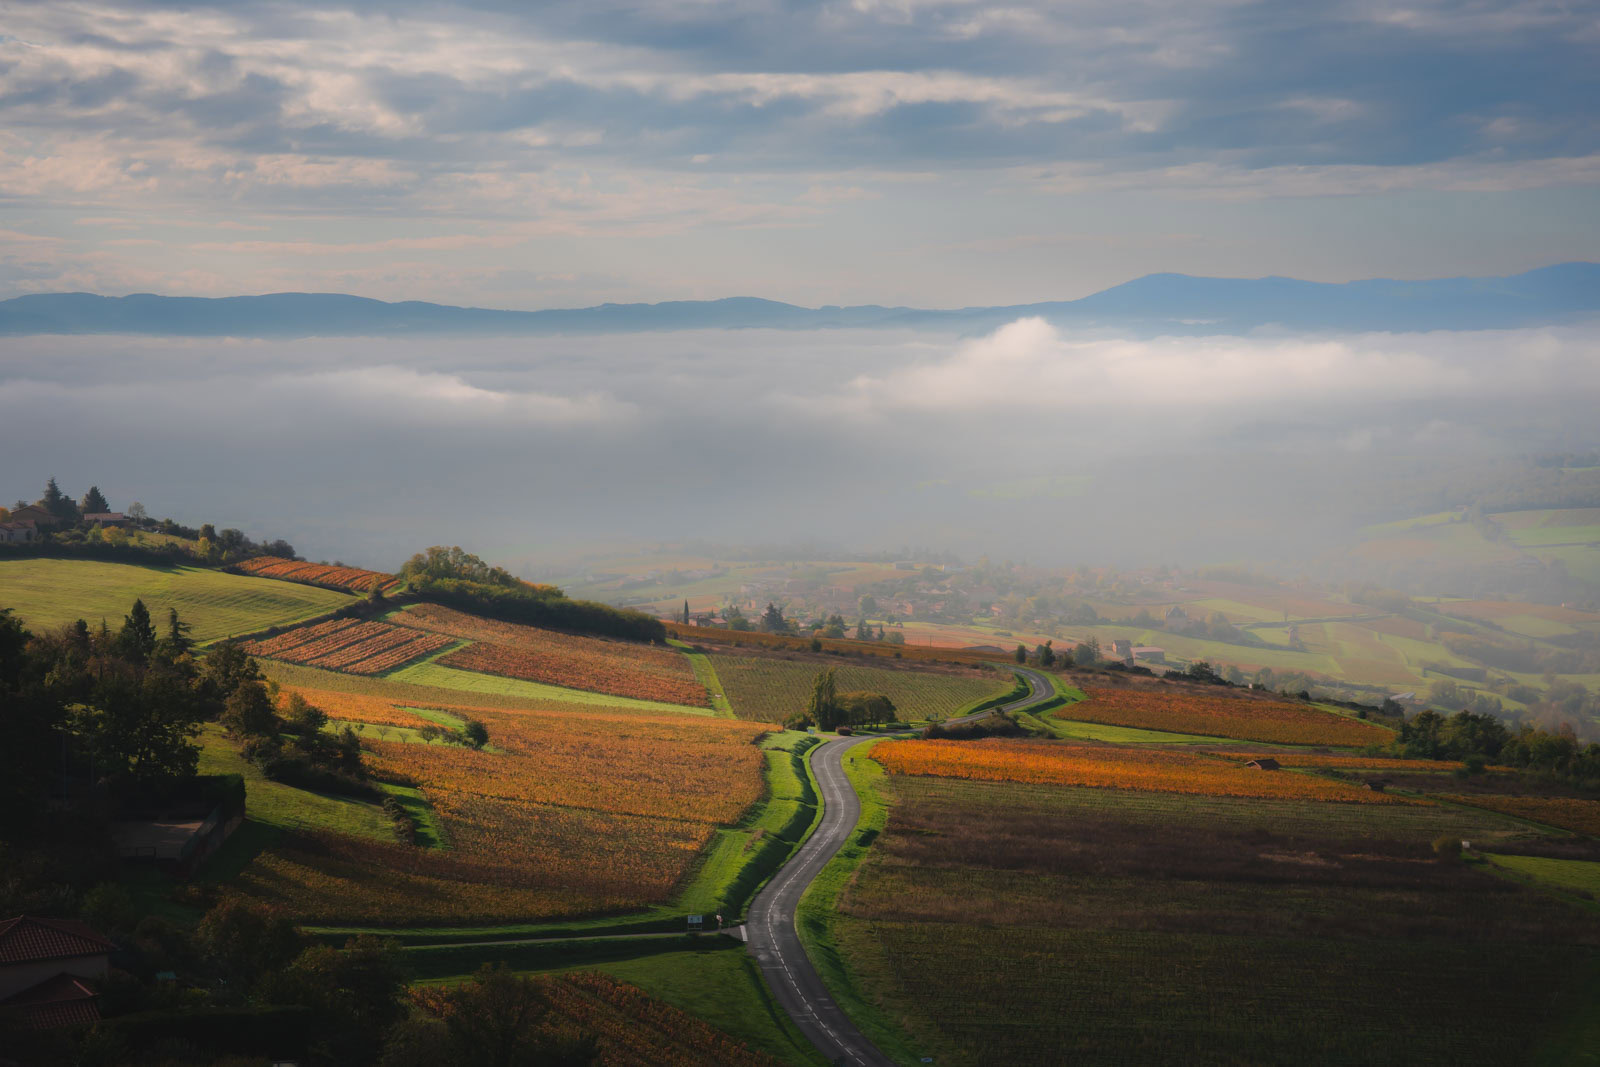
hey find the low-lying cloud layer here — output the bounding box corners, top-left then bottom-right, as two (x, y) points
(2, 322), (1595, 568)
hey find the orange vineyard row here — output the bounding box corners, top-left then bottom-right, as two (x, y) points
(394, 604), (709, 706)
(874, 738), (1408, 804)
(1057, 686), (1394, 747)
(242, 619), (452, 674)
(1433, 794), (1600, 837)
(1204, 752), (1467, 770)
(233, 555), (404, 593)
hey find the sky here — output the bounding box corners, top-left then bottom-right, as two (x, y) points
(1, 0), (1598, 308)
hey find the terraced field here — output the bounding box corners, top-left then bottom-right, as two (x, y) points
(706, 653), (1009, 723)
(0, 558), (352, 642)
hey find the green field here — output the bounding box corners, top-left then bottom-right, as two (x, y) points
(0, 558), (352, 643)
(379, 659), (717, 715)
(708, 654), (1009, 723)
(1487, 853), (1600, 897)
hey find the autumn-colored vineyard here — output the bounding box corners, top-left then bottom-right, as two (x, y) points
(233, 555), (403, 593)
(874, 739), (1408, 804)
(242, 617), (452, 674)
(393, 604), (709, 706)
(413, 972), (780, 1067)
(233, 679), (776, 922)
(1056, 686), (1394, 747)
(1204, 752), (1465, 770)
(665, 621), (999, 666)
(1433, 794), (1600, 837)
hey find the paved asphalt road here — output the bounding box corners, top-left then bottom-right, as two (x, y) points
(745, 666), (1055, 1066)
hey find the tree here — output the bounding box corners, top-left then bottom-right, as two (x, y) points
(196, 898), (304, 990)
(162, 607), (193, 656)
(80, 486), (109, 515)
(40, 477), (78, 522)
(422, 965), (598, 1067)
(118, 599), (157, 663)
(1014, 644), (1027, 664)
(368, 575), (387, 603)
(806, 668), (840, 730)
(265, 936), (409, 1066)
(126, 501), (147, 523)
(855, 617), (871, 641)
(223, 682), (279, 738)
(760, 602), (787, 634)
(1039, 640), (1056, 667)
(462, 718), (490, 749)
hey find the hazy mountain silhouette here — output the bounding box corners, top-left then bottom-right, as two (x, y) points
(3, 263), (1596, 337)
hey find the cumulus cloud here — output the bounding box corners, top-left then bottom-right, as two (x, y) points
(839, 318), (1600, 415)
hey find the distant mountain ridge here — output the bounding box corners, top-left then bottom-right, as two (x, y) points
(2, 262), (1596, 337)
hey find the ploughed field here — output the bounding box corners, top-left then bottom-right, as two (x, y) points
(391, 603), (710, 707)
(1051, 680), (1394, 747)
(0, 557), (353, 642)
(835, 738), (1600, 1065)
(707, 652), (1008, 723)
(242, 617), (453, 674)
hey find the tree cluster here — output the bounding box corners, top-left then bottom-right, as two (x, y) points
(786, 669), (897, 730)
(0, 601), (265, 831)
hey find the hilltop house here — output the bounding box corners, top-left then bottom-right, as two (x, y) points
(0, 520), (35, 543)
(0, 916), (114, 1029)
(6, 504), (58, 529)
(81, 512), (126, 525)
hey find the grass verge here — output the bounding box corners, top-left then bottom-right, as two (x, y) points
(792, 739), (927, 1066)
(670, 637), (736, 717)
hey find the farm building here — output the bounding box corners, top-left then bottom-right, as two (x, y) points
(0, 520), (35, 543)
(1164, 605), (1189, 623)
(0, 916), (113, 1029)
(1244, 758), (1281, 771)
(1132, 646), (1166, 664)
(6, 504), (58, 528)
(80, 512), (126, 525)
(1108, 638), (1134, 665)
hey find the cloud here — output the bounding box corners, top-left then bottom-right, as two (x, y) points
(838, 317), (1600, 415)
(274, 366), (635, 424)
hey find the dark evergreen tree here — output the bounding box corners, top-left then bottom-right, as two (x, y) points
(40, 477), (79, 521)
(80, 485), (109, 514)
(119, 598), (158, 662)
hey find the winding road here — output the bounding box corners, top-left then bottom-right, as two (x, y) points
(745, 666), (1056, 1067)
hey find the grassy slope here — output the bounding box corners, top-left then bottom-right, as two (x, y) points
(386, 659), (716, 715)
(0, 558), (351, 643)
(669, 637), (736, 717)
(197, 723), (448, 849)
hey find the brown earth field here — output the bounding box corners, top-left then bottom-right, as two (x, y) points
(830, 773), (1600, 1066)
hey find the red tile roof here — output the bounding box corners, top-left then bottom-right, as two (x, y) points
(0, 916), (114, 965)
(0, 972), (100, 1029)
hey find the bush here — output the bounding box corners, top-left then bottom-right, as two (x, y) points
(1432, 835), (1463, 863)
